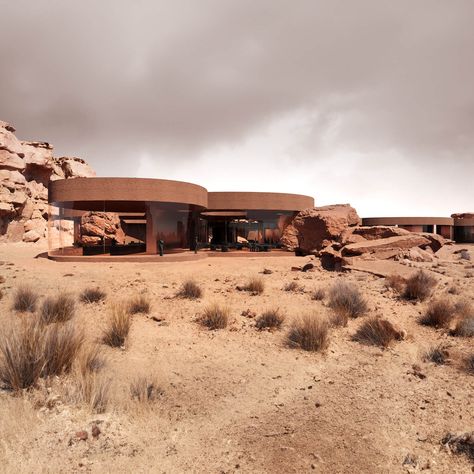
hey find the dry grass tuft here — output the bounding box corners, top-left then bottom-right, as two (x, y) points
(40, 292), (76, 324)
(442, 431), (474, 460)
(424, 345), (449, 365)
(328, 280), (368, 318)
(0, 317), (44, 391)
(452, 316), (474, 337)
(353, 317), (402, 348)
(77, 344), (105, 377)
(465, 355), (474, 375)
(385, 274), (407, 294)
(419, 298), (455, 328)
(72, 371), (110, 413)
(199, 303), (230, 330)
(42, 322), (84, 377)
(80, 287), (106, 304)
(311, 287), (326, 301)
(128, 294), (151, 314)
(284, 281), (302, 292)
(244, 277), (265, 295)
(130, 376), (161, 402)
(176, 279), (203, 299)
(102, 303), (132, 347)
(255, 308), (285, 330)
(403, 270), (437, 301)
(287, 313), (329, 352)
(12, 286), (38, 313)
(329, 311), (349, 328)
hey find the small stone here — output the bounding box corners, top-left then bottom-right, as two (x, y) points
(75, 430), (88, 441)
(91, 424), (101, 438)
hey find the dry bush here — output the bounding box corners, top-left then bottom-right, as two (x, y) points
(40, 292), (76, 324)
(454, 299), (473, 319)
(465, 355), (474, 375)
(42, 322), (84, 377)
(353, 317), (402, 348)
(80, 287), (106, 304)
(403, 270), (437, 301)
(76, 344), (105, 377)
(328, 280), (368, 318)
(128, 294), (151, 314)
(0, 317), (44, 391)
(287, 313), (329, 352)
(284, 281), (302, 292)
(130, 375), (161, 402)
(12, 286), (38, 313)
(245, 277), (265, 295)
(329, 311), (349, 328)
(255, 308), (285, 330)
(424, 345), (449, 365)
(385, 274), (407, 293)
(176, 279), (202, 299)
(199, 303), (230, 330)
(72, 371), (110, 413)
(420, 298), (455, 328)
(311, 287), (326, 301)
(102, 303), (132, 347)
(452, 316), (474, 337)
(442, 432), (474, 460)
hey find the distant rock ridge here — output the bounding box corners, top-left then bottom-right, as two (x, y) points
(0, 120), (95, 243)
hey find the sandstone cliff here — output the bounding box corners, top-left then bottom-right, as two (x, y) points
(0, 120), (95, 243)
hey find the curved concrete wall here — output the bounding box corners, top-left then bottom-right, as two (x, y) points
(208, 192), (314, 211)
(49, 177), (208, 209)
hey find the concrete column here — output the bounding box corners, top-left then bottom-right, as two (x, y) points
(146, 206), (157, 254)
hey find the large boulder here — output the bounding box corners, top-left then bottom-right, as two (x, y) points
(351, 226), (410, 240)
(341, 234), (431, 257)
(284, 204), (361, 255)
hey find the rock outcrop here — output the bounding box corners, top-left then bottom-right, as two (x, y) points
(282, 204), (361, 254)
(79, 212), (126, 245)
(0, 120), (95, 243)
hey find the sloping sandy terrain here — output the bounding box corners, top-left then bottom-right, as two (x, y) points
(0, 243), (473, 473)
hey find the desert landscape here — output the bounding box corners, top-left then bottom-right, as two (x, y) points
(0, 239), (473, 473)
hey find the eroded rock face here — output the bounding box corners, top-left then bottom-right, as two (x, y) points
(282, 204), (361, 255)
(79, 212), (126, 245)
(341, 234), (431, 257)
(352, 226), (410, 240)
(0, 120), (96, 243)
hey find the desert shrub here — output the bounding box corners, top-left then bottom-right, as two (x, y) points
(465, 355), (474, 375)
(42, 322), (84, 377)
(452, 316), (474, 337)
(127, 294), (151, 314)
(77, 344), (105, 376)
(199, 303), (229, 330)
(311, 287), (326, 301)
(102, 303), (132, 347)
(424, 345), (449, 365)
(403, 270), (437, 301)
(245, 277), (265, 295)
(40, 292), (76, 324)
(0, 317), (44, 391)
(454, 299), (473, 318)
(353, 317), (402, 348)
(419, 298), (455, 328)
(130, 376), (161, 402)
(176, 279), (202, 299)
(255, 308), (285, 330)
(385, 274), (407, 293)
(284, 281), (302, 292)
(12, 286), (38, 313)
(442, 432), (474, 461)
(328, 280), (368, 318)
(80, 287), (106, 304)
(329, 311), (349, 328)
(287, 313), (329, 352)
(72, 371), (110, 413)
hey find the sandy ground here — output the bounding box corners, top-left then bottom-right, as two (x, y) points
(0, 242), (473, 474)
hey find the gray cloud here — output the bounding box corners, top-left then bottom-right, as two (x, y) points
(0, 0), (473, 215)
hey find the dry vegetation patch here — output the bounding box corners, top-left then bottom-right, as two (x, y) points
(424, 345), (449, 365)
(130, 375), (161, 403)
(80, 287), (106, 304)
(199, 303), (230, 330)
(403, 270), (437, 301)
(283, 281), (303, 292)
(102, 303), (132, 347)
(12, 286), (38, 313)
(328, 280), (368, 318)
(452, 316), (474, 337)
(465, 354), (474, 375)
(40, 292), (76, 324)
(244, 277), (265, 295)
(353, 317), (402, 348)
(255, 308), (285, 330)
(385, 274), (407, 294)
(287, 313), (329, 352)
(311, 287), (326, 301)
(176, 279), (203, 299)
(442, 432), (474, 461)
(420, 298), (456, 328)
(127, 294), (151, 314)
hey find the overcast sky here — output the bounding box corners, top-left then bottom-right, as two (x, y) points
(1, 0), (473, 216)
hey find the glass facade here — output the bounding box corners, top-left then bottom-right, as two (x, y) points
(454, 226), (474, 243)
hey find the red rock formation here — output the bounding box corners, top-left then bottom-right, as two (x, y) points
(0, 120), (95, 243)
(79, 212), (126, 245)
